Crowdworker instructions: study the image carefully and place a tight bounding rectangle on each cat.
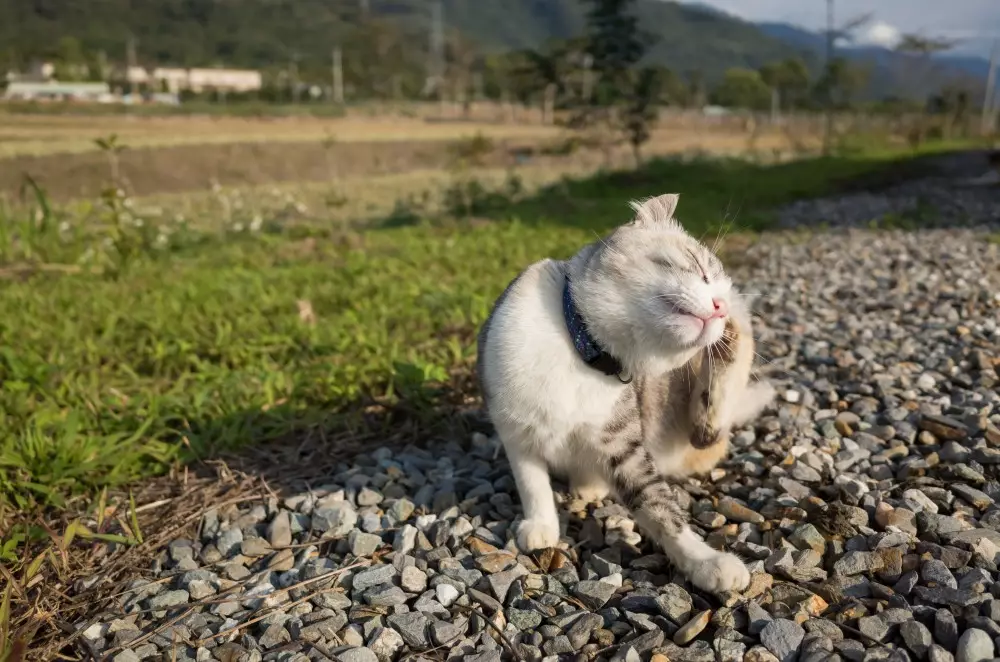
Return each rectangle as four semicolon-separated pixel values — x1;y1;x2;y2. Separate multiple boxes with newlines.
476;193;775;594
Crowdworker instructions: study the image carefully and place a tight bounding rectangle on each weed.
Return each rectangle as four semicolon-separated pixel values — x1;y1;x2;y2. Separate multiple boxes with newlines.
446;132;495;168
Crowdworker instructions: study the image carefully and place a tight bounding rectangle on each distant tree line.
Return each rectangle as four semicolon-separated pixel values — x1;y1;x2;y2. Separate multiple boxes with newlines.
2;0;983;143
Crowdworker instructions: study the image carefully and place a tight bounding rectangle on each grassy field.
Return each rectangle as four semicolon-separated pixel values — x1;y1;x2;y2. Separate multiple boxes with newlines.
0;111;814;202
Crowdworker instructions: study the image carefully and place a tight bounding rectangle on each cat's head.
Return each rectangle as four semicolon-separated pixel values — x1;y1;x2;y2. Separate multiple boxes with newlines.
571;193;738;374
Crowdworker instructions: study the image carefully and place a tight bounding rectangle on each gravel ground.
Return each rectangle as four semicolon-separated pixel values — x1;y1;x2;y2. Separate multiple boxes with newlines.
76;189;1000;662
777;160;1000;230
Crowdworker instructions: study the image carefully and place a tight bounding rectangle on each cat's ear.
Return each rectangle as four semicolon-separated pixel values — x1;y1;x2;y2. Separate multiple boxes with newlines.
629;194;680;227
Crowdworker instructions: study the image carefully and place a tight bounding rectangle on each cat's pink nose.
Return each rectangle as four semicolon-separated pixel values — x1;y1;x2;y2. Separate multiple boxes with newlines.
710;298;728;319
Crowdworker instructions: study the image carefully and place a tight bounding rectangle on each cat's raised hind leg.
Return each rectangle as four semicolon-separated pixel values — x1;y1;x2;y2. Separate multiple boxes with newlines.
689;315;770;449
602;418;749;593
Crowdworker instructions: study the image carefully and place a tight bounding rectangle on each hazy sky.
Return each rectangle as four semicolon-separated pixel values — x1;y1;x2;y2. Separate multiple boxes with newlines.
693;0;1000;56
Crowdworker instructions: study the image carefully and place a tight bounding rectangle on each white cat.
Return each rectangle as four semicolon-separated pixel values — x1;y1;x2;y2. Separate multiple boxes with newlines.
477;193;774;594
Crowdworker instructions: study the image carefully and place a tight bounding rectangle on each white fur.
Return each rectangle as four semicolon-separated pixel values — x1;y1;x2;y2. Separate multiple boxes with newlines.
479;194;769;594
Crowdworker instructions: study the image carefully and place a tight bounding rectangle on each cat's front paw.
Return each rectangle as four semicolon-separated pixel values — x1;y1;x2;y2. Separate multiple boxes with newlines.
687;552;750;593
516;518;560;551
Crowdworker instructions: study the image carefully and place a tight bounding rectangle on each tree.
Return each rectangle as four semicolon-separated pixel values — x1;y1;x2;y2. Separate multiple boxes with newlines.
759;57;810;117
566;0;663;161
685;69;706;108
621;67;664;163
711;68;771;110
894;33;957;100
53;36;86;81
581;0;647;107
815;57;870;109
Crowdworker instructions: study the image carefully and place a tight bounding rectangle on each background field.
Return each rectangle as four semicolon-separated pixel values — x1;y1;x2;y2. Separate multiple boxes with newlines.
0;109;822;202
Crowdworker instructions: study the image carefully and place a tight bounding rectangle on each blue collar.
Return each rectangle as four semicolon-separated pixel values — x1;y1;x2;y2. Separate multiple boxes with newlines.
562;276;631;383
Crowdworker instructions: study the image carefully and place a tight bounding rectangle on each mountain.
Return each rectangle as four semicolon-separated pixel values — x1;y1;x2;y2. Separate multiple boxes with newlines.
0;0;810;82
757;22;990;97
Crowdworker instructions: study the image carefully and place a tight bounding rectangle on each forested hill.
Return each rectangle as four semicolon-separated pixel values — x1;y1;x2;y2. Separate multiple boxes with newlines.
0;0;809;80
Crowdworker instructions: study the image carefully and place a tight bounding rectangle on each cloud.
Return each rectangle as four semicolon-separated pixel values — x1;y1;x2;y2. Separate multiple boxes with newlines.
856;21;902;49
686;0;1000;57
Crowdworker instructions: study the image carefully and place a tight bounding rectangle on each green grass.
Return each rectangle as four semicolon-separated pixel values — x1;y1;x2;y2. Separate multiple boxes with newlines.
0;145;953;517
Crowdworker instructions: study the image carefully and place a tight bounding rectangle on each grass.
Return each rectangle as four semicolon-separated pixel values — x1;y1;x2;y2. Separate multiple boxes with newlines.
0;144;950;510
0;139;974;658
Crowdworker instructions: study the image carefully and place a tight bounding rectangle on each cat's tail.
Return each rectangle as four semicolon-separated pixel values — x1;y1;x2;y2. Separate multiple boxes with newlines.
730;379;776;428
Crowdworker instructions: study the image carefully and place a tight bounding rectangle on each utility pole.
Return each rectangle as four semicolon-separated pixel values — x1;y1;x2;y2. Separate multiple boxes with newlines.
429;0;445;100
982;40;998;136
823;0;835;156
290;52;300;103
582;53;594;101
332;47;344;104
126;33;138;96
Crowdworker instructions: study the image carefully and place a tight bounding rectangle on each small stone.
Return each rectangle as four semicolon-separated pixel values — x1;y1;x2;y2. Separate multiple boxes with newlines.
760;619;805;662
386;612;429;648
746;645;781;662
508;607;543;630
930;646;955;662
353;565;397;593
572;580;616;610
215;528;243;556
369;627;405;662
338;647;379;662
389;499;415;522
935;610;959;651
673;610;711;645
717;497;765;524
349;530;383;557
900;621;933;660
435;583;459;607
365;584;408;606
474;552;517;574
400;566;428;593
748;601;774;636
393;525;417;555
148;590;189;610
267;511;293;548
656;584;693;623
956;629;994;662
858;615;891;643
240;537;272;557
789;525;826;553
922;559;958;589
313;503;358;537
920;415;968;441
258;623;291;649
267;548;295;571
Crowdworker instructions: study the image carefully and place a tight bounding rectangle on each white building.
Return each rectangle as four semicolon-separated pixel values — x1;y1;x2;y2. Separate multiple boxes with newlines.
185;68;262;93
145;67;262;93
3;80;113;102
